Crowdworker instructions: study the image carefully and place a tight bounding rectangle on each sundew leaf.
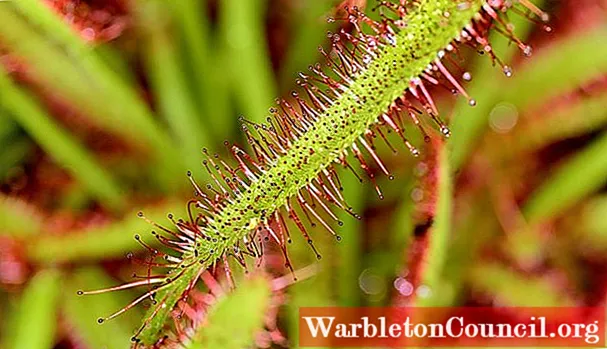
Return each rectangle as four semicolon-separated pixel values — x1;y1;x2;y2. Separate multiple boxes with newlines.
6;270;61;349
121;1;549;344
184;276;272;349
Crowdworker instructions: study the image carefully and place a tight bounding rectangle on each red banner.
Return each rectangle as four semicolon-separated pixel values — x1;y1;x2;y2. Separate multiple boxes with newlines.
298;307;605;347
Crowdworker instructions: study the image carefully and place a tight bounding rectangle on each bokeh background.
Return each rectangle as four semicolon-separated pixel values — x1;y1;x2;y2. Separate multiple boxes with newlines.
0;0;606;348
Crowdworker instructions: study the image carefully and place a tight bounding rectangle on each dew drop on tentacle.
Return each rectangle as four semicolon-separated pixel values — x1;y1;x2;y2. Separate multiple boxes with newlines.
440;125;451;138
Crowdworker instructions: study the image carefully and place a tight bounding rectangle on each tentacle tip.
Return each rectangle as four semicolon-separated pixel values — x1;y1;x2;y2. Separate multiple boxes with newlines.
440;126;451;138
97;318;105;324
76;290;84;296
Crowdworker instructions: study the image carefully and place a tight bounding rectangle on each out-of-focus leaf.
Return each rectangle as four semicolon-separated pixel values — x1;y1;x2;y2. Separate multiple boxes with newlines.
279;0;335;89
64;267;139;349
28;200;185;263
11;0;129;82
6;270;61;349
416;144;453;307
284;215;335;348
469;263;573;306
0;109;32;177
488;92;607;158
442;193;500;306
0;66;126;210
185;276;272;349
0;195;43;237
523;130;607;222
580;196;607;251
137;0;214;179
337;170;364;306
0;138;31;180
389;178;415;267
501;26;607;109
0;110;18;140
0;4;184;190
219;0;276;124
168;0;234;140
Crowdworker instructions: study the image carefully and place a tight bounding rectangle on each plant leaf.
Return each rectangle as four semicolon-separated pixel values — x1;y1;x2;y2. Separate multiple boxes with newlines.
0;65;126;210
6;270;61;349
0;194;43;237
523;130;607;223
416;143;453;307
184;276;272;349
